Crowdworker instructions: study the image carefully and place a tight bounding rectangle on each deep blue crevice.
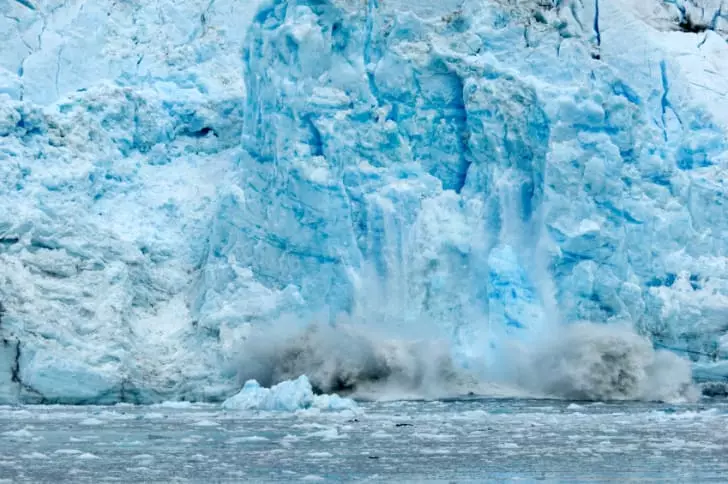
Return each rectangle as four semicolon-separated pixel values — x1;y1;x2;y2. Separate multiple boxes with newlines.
589;292;617;317
664;0;688;23
710;6;723;30
646;272;677;288
364;0;381;104
330;20;349;52
6;339;43;400
689;273;702;290
611;80;640;105
659;61;669;127
665;272;677;287
387;103;399;122
304;115;324;157
15;0;36;10
179;126;217;138
0;236;20;246
451;73;471;194
16;113;44;138
595;199;643;224
648;173;672;186
10;341;22;384
677;144;712;170
593;0;601;46
253;1;286;30
505;316;524;329
519;181;536;221
658;60;685;142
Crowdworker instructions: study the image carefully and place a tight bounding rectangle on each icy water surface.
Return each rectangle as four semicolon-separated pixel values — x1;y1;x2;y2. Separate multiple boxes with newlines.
1;399;727;482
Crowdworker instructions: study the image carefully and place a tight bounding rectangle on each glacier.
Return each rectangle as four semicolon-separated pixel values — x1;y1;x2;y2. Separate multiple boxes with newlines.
0;0;727;403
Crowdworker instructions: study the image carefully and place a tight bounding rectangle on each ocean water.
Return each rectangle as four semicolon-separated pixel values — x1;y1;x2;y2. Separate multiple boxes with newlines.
1;399;726;482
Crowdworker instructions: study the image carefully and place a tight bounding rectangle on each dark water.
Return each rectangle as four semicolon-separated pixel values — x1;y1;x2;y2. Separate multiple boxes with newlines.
1;399;727;482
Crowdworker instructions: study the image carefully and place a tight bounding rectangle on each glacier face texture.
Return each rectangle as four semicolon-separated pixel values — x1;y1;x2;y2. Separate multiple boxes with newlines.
0;0;257;403
1;0;728;402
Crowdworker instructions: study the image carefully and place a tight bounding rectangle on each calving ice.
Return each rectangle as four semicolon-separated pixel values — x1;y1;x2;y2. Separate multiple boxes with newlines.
0;0;726;403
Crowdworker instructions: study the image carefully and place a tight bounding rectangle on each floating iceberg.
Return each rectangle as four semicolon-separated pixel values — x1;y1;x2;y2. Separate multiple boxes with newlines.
222;375;357;412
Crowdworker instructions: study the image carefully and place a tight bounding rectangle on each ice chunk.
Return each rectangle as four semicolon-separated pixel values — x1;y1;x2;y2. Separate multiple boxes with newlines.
2;428;33;439
222;375;357;412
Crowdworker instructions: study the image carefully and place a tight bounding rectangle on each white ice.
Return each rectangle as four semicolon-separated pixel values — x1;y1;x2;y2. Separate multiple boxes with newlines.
222;375;357;412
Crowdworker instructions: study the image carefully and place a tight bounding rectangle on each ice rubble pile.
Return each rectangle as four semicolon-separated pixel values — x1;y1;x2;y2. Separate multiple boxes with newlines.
222;375;357;411
0;0;727;403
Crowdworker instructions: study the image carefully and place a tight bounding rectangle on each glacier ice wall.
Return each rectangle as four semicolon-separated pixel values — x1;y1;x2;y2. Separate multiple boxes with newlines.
198;0;728;372
1;0;728;402
0;0;259;403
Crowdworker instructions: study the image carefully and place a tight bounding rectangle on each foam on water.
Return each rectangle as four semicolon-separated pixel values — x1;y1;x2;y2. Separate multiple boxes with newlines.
506;322;697;402
234;321;481;400
234;319;697;402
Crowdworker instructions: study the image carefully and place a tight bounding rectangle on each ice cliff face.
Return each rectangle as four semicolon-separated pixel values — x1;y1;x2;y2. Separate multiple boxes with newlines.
0;0;255;403
1;0;727;403
202;0;728;374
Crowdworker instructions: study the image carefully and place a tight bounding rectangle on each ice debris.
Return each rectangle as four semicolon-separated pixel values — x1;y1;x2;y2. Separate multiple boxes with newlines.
222;375;357;412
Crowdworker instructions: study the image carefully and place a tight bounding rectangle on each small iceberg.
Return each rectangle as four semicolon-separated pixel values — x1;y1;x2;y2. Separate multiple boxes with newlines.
222;375;357;412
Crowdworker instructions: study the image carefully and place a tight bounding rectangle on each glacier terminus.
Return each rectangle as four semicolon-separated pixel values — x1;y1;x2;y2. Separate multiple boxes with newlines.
0;0;728;404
